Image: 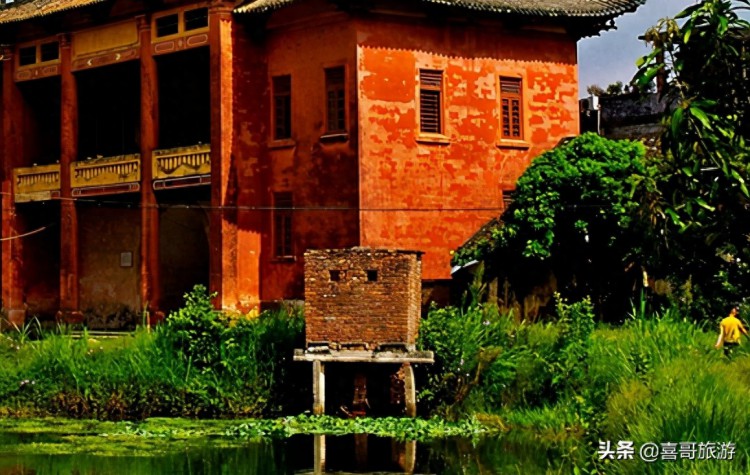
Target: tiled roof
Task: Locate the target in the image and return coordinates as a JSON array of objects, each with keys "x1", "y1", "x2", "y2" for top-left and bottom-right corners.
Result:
[
  {"x1": 236, "y1": 0, "x2": 647, "y2": 18},
  {"x1": 0, "y1": 0, "x2": 107, "y2": 24}
]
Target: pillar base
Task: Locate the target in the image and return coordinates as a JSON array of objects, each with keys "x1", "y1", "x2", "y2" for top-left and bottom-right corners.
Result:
[
  {"x1": 56, "y1": 310, "x2": 85, "y2": 325},
  {"x1": 4, "y1": 309, "x2": 26, "y2": 327},
  {"x1": 148, "y1": 310, "x2": 166, "y2": 326}
]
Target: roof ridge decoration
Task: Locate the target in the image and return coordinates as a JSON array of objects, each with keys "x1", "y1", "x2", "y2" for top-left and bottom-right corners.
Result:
[
  {"x1": 235, "y1": 0, "x2": 648, "y2": 18},
  {"x1": 0, "y1": 0, "x2": 108, "y2": 25}
]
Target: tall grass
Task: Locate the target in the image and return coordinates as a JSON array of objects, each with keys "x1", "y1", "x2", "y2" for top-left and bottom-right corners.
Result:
[
  {"x1": 0, "y1": 286, "x2": 304, "y2": 420},
  {"x1": 417, "y1": 295, "x2": 750, "y2": 472}
]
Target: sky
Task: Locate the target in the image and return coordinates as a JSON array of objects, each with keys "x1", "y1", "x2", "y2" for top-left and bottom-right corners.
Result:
[{"x1": 578, "y1": 0, "x2": 694, "y2": 96}]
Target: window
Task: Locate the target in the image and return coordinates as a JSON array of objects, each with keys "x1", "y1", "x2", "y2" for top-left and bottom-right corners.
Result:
[
  {"x1": 18, "y1": 46, "x2": 36, "y2": 66},
  {"x1": 273, "y1": 192, "x2": 293, "y2": 258},
  {"x1": 184, "y1": 8, "x2": 209, "y2": 31},
  {"x1": 325, "y1": 66, "x2": 346, "y2": 133},
  {"x1": 329, "y1": 270, "x2": 341, "y2": 282},
  {"x1": 366, "y1": 270, "x2": 378, "y2": 282},
  {"x1": 500, "y1": 77, "x2": 523, "y2": 139},
  {"x1": 40, "y1": 42, "x2": 59, "y2": 62},
  {"x1": 419, "y1": 69, "x2": 442, "y2": 134},
  {"x1": 272, "y1": 75, "x2": 292, "y2": 140},
  {"x1": 502, "y1": 189, "x2": 516, "y2": 208},
  {"x1": 156, "y1": 14, "x2": 179, "y2": 37}
]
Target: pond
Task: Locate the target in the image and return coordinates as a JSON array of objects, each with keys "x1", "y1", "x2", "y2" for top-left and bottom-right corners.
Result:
[{"x1": 0, "y1": 430, "x2": 569, "y2": 474}]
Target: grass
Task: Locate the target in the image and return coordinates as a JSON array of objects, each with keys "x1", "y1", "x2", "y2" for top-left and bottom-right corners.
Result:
[{"x1": 0, "y1": 287, "x2": 306, "y2": 420}]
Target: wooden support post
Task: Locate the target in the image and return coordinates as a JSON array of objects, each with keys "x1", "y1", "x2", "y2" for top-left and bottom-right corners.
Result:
[
  {"x1": 403, "y1": 362, "x2": 416, "y2": 417},
  {"x1": 313, "y1": 434, "x2": 326, "y2": 475},
  {"x1": 312, "y1": 360, "x2": 325, "y2": 415}
]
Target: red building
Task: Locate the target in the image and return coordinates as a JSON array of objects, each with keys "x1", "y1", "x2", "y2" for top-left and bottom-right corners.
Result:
[{"x1": 0, "y1": 0, "x2": 643, "y2": 327}]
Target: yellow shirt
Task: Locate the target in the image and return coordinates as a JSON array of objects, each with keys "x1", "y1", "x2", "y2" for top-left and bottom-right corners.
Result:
[{"x1": 720, "y1": 316, "x2": 746, "y2": 344}]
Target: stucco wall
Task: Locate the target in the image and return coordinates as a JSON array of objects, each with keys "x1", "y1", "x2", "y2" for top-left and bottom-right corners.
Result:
[
  {"x1": 78, "y1": 205, "x2": 140, "y2": 321},
  {"x1": 356, "y1": 19, "x2": 580, "y2": 280}
]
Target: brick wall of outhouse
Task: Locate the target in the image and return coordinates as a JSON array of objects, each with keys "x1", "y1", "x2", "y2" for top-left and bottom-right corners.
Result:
[{"x1": 304, "y1": 248, "x2": 422, "y2": 350}]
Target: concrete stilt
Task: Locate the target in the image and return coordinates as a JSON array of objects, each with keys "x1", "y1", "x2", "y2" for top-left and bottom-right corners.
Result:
[
  {"x1": 312, "y1": 360, "x2": 325, "y2": 415},
  {"x1": 403, "y1": 362, "x2": 416, "y2": 417},
  {"x1": 403, "y1": 440, "x2": 416, "y2": 474},
  {"x1": 354, "y1": 433, "x2": 369, "y2": 469}
]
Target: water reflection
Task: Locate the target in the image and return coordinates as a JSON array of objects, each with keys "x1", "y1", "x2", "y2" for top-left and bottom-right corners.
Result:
[
  {"x1": 0, "y1": 431, "x2": 570, "y2": 474},
  {"x1": 308, "y1": 434, "x2": 418, "y2": 474}
]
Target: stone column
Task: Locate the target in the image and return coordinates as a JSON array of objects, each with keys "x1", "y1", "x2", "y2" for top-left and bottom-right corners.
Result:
[
  {"x1": 57, "y1": 34, "x2": 81, "y2": 322},
  {"x1": 1, "y1": 45, "x2": 25, "y2": 326},
  {"x1": 137, "y1": 15, "x2": 162, "y2": 324},
  {"x1": 208, "y1": 0, "x2": 238, "y2": 310},
  {"x1": 312, "y1": 360, "x2": 325, "y2": 415}
]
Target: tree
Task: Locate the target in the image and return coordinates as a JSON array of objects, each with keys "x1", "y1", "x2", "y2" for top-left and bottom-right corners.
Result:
[
  {"x1": 453, "y1": 134, "x2": 651, "y2": 319},
  {"x1": 586, "y1": 84, "x2": 605, "y2": 96},
  {"x1": 605, "y1": 81, "x2": 624, "y2": 95},
  {"x1": 634, "y1": 0, "x2": 750, "y2": 316}
]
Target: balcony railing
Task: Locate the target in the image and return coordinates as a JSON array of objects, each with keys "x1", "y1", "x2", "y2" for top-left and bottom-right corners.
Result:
[
  {"x1": 153, "y1": 144, "x2": 211, "y2": 180},
  {"x1": 13, "y1": 164, "x2": 61, "y2": 202},
  {"x1": 71, "y1": 154, "x2": 141, "y2": 195}
]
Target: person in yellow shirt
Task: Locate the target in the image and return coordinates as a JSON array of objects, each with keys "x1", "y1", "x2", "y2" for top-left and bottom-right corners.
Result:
[{"x1": 714, "y1": 307, "x2": 749, "y2": 357}]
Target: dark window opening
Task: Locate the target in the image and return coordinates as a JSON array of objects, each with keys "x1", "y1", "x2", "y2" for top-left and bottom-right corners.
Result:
[
  {"x1": 40, "y1": 42, "x2": 59, "y2": 62},
  {"x1": 185, "y1": 8, "x2": 209, "y2": 31},
  {"x1": 77, "y1": 62, "x2": 141, "y2": 159},
  {"x1": 274, "y1": 192, "x2": 293, "y2": 258},
  {"x1": 419, "y1": 69, "x2": 443, "y2": 134},
  {"x1": 325, "y1": 66, "x2": 346, "y2": 133},
  {"x1": 500, "y1": 77, "x2": 523, "y2": 139},
  {"x1": 367, "y1": 270, "x2": 378, "y2": 282},
  {"x1": 157, "y1": 48, "x2": 210, "y2": 149},
  {"x1": 156, "y1": 14, "x2": 179, "y2": 37},
  {"x1": 19, "y1": 76, "x2": 61, "y2": 166},
  {"x1": 330, "y1": 270, "x2": 341, "y2": 282},
  {"x1": 502, "y1": 189, "x2": 516, "y2": 208},
  {"x1": 19, "y1": 46, "x2": 36, "y2": 66},
  {"x1": 273, "y1": 75, "x2": 292, "y2": 140}
]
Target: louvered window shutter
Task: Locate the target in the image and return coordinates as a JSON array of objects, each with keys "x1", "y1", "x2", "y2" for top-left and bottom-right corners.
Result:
[
  {"x1": 420, "y1": 70, "x2": 443, "y2": 134},
  {"x1": 500, "y1": 77, "x2": 523, "y2": 139}
]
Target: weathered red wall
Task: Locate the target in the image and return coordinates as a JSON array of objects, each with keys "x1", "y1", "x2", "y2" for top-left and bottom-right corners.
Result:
[
  {"x1": 233, "y1": 5, "x2": 360, "y2": 303},
  {"x1": 356, "y1": 19, "x2": 580, "y2": 280}
]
